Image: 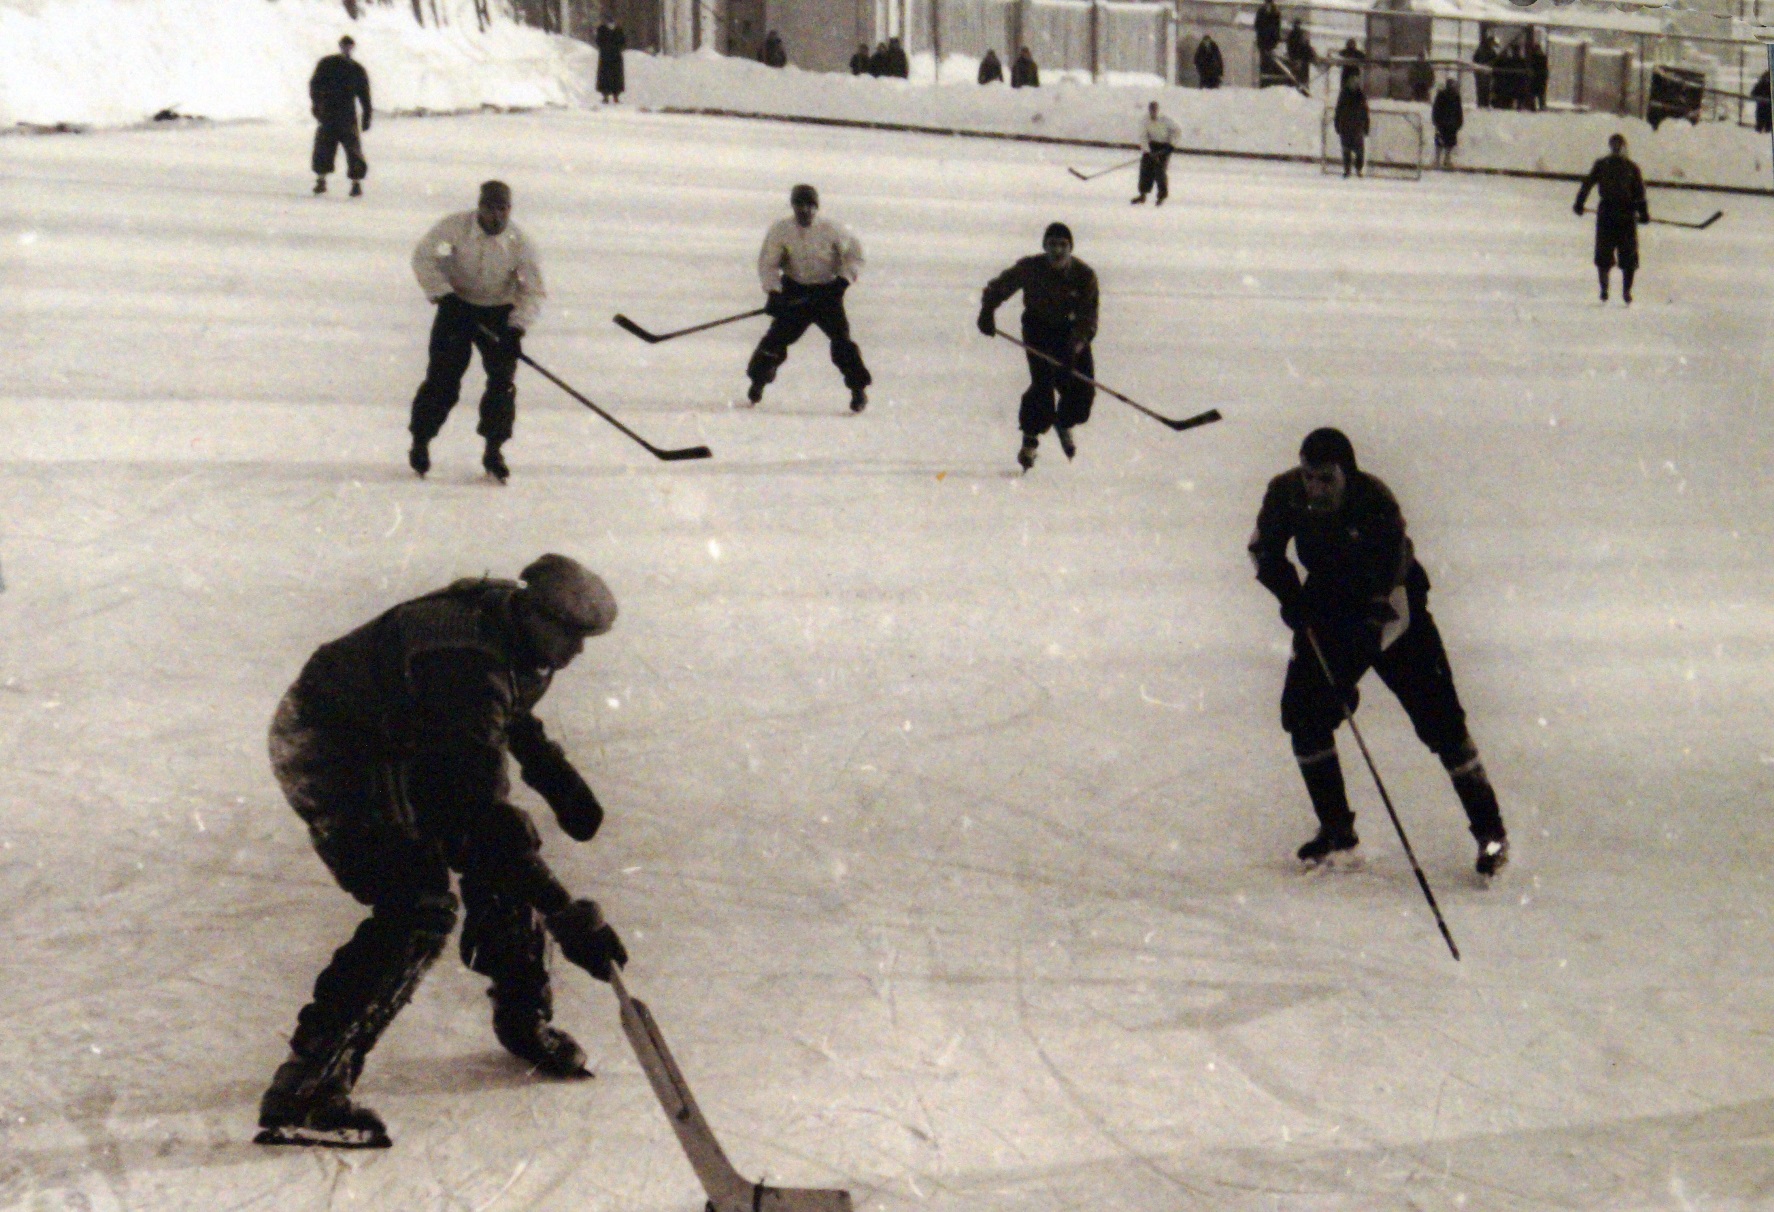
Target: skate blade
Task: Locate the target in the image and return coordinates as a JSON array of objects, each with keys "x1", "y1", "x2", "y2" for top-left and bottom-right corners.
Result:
[
  {"x1": 254, "y1": 1124, "x2": 392, "y2": 1149},
  {"x1": 1301, "y1": 848, "x2": 1364, "y2": 873}
]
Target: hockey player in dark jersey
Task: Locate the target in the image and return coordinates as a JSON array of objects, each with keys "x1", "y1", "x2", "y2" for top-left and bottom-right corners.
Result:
[
  {"x1": 309, "y1": 36, "x2": 372, "y2": 196},
  {"x1": 254, "y1": 554, "x2": 628, "y2": 1148},
  {"x1": 978, "y1": 222, "x2": 1099, "y2": 471},
  {"x1": 1248, "y1": 429, "x2": 1508, "y2": 877},
  {"x1": 1574, "y1": 133, "x2": 1650, "y2": 305}
]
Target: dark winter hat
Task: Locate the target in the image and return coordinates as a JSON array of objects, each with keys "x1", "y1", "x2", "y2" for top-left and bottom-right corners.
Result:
[
  {"x1": 790, "y1": 183, "x2": 820, "y2": 207},
  {"x1": 1299, "y1": 427, "x2": 1357, "y2": 473},
  {"x1": 1043, "y1": 221, "x2": 1074, "y2": 245},
  {"x1": 520, "y1": 554, "x2": 618, "y2": 636},
  {"x1": 480, "y1": 179, "x2": 512, "y2": 204},
  {"x1": 339, "y1": 35, "x2": 355, "y2": 48}
]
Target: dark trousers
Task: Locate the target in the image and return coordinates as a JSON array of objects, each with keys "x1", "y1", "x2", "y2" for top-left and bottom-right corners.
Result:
[
  {"x1": 746, "y1": 279, "x2": 871, "y2": 390},
  {"x1": 1018, "y1": 317, "x2": 1094, "y2": 436},
  {"x1": 312, "y1": 118, "x2": 367, "y2": 181},
  {"x1": 1594, "y1": 212, "x2": 1640, "y2": 272},
  {"x1": 268, "y1": 691, "x2": 554, "y2": 1093},
  {"x1": 1137, "y1": 146, "x2": 1174, "y2": 201},
  {"x1": 409, "y1": 296, "x2": 518, "y2": 448},
  {"x1": 1339, "y1": 136, "x2": 1365, "y2": 176}
]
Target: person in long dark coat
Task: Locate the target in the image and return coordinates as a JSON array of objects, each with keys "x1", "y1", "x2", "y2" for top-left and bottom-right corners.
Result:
[
  {"x1": 1574, "y1": 133, "x2": 1650, "y2": 304},
  {"x1": 1336, "y1": 38, "x2": 1365, "y2": 88},
  {"x1": 594, "y1": 18, "x2": 625, "y2": 103},
  {"x1": 1284, "y1": 20, "x2": 1316, "y2": 92},
  {"x1": 978, "y1": 48, "x2": 1004, "y2": 84},
  {"x1": 883, "y1": 36, "x2": 909, "y2": 79},
  {"x1": 761, "y1": 30, "x2": 787, "y2": 68},
  {"x1": 1472, "y1": 32, "x2": 1498, "y2": 108},
  {"x1": 851, "y1": 42, "x2": 873, "y2": 75},
  {"x1": 1431, "y1": 76, "x2": 1463, "y2": 168},
  {"x1": 1011, "y1": 46, "x2": 1040, "y2": 88},
  {"x1": 1333, "y1": 75, "x2": 1369, "y2": 177},
  {"x1": 1755, "y1": 70, "x2": 1772, "y2": 134},
  {"x1": 1525, "y1": 33, "x2": 1548, "y2": 111},
  {"x1": 1254, "y1": 0, "x2": 1283, "y2": 87},
  {"x1": 1193, "y1": 34, "x2": 1224, "y2": 89},
  {"x1": 1494, "y1": 42, "x2": 1523, "y2": 111}
]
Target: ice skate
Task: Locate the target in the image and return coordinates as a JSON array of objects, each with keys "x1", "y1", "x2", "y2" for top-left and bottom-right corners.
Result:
[
  {"x1": 255, "y1": 1060, "x2": 390, "y2": 1149},
  {"x1": 1476, "y1": 836, "x2": 1509, "y2": 880},
  {"x1": 1130, "y1": 194, "x2": 1147, "y2": 205},
  {"x1": 494, "y1": 1013, "x2": 592, "y2": 1079},
  {"x1": 849, "y1": 387, "x2": 867, "y2": 413},
  {"x1": 482, "y1": 444, "x2": 509, "y2": 484},
  {"x1": 1016, "y1": 435, "x2": 1038, "y2": 472},
  {"x1": 313, "y1": 176, "x2": 327, "y2": 195},
  {"x1": 1297, "y1": 828, "x2": 1361, "y2": 870},
  {"x1": 745, "y1": 381, "x2": 764, "y2": 406},
  {"x1": 408, "y1": 438, "x2": 430, "y2": 478},
  {"x1": 1056, "y1": 426, "x2": 1076, "y2": 461},
  {"x1": 350, "y1": 181, "x2": 363, "y2": 198}
]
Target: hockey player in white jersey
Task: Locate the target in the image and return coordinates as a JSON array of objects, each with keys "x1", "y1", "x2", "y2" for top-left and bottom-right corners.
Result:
[{"x1": 1131, "y1": 102, "x2": 1181, "y2": 206}]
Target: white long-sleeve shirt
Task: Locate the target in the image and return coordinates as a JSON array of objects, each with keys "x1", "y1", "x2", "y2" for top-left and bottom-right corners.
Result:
[
  {"x1": 757, "y1": 214, "x2": 864, "y2": 293},
  {"x1": 1141, "y1": 113, "x2": 1182, "y2": 151},
  {"x1": 411, "y1": 211, "x2": 546, "y2": 331}
]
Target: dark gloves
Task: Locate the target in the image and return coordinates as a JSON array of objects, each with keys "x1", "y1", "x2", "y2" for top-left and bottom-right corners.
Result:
[
  {"x1": 548, "y1": 781, "x2": 602, "y2": 841},
  {"x1": 1572, "y1": 202, "x2": 1584, "y2": 216},
  {"x1": 976, "y1": 309, "x2": 996, "y2": 337},
  {"x1": 547, "y1": 899, "x2": 628, "y2": 982},
  {"x1": 765, "y1": 291, "x2": 786, "y2": 317}
]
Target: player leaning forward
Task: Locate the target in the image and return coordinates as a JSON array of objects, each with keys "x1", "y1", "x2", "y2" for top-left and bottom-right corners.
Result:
[
  {"x1": 1248, "y1": 428, "x2": 1508, "y2": 877},
  {"x1": 408, "y1": 181, "x2": 545, "y2": 483},
  {"x1": 255, "y1": 555, "x2": 629, "y2": 1148},
  {"x1": 746, "y1": 183, "x2": 872, "y2": 412}
]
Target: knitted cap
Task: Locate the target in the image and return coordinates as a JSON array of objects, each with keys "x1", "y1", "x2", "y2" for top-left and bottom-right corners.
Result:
[
  {"x1": 1043, "y1": 221, "x2": 1074, "y2": 245},
  {"x1": 790, "y1": 183, "x2": 820, "y2": 207},
  {"x1": 520, "y1": 554, "x2": 618, "y2": 636},
  {"x1": 1299, "y1": 427, "x2": 1357, "y2": 473}
]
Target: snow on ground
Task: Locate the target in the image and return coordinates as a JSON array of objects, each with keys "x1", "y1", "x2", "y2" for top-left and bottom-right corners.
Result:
[{"x1": 4, "y1": 102, "x2": 1774, "y2": 1210}]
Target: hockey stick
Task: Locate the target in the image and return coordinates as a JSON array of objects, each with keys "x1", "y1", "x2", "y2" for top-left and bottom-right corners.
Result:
[
  {"x1": 1303, "y1": 626, "x2": 1461, "y2": 962},
  {"x1": 1067, "y1": 156, "x2": 1141, "y2": 181},
  {"x1": 609, "y1": 968, "x2": 853, "y2": 1212},
  {"x1": 478, "y1": 327, "x2": 713, "y2": 461},
  {"x1": 613, "y1": 307, "x2": 768, "y2": 344},
  {"x1": 1648, "y1": 210, "x2": 1723, "y2": 229},
  {"x1": 991, "y1": 330, "x2": 1222, "y2": 432}
]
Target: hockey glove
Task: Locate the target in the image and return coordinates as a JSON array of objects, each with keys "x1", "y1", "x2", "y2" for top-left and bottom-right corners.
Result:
[
  {"x1": 765, "y1": 291, "x2": 786, "y2": 317},
  {"x1": 546, "y1": 779, "x2": 602, "y2": 842},
  {"x1": 1572, "y1": 202, "x2": 1584, "y2": 216},
  {"x1": 547, "y1": 900, "x2": 628, "y2": 981},
  {"x1": 976, "y1": 310, "x2": 996, "y2": 337}
]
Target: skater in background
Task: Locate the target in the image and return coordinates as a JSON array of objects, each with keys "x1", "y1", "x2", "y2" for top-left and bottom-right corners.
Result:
[
  {"x1": 594, "y1": 14, "x2": 626, "y2": 103},
  {"x1": 978, "y1": 47, "x2": 1004, "y2": 84},
  {"x1": 1431, "y1": 74, "x2": 1463, "y2": 168},
  {"x1": 1193, "y1": 34, "x2": 1224, "y2": 89},
  {"x1": 1574, "y1": 133, "x2": 1649, "y2": 304},
  {"x1": 1248, "y1": 428, "x2": 1509, "y2": 877},
  {"x1": 309, "y1": 35, "x2": 372, "y2": 197},
  {"x1": 745, "y1": 184, "x2": 871, "y2": 413},
  {"x1": 407, "y1": 180, "x2": 545, "y2": 482},
  {"x1": 977, "y1": 222, "x2": 1099, "y2": 472},
  {"x1": 255, "y1": 555, "x2": 628, "y2": 1148},
  {"x1": 1333, "y1": 73, "x2": 1369, "y2": 177},
  {"x1": 1011, "y1": 45, "x2": 1040, "y2": 88},
  {"x1": 1131, "y1": 100, "x2": 1182, "y2": 206}
]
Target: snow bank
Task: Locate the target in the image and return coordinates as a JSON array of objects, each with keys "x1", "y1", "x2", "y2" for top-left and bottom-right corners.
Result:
[{"x1": 0, "y1": 0, "x2": 593, "y2": 128}]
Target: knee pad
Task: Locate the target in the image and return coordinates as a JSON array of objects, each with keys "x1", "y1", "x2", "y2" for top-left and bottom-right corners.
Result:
[
  {"x1": 1292, "y1": 732, "x2": 1337, "y2": 765},
  {"x1": 1438, "y1": 736, "x2": 1485, "y2": 779}
]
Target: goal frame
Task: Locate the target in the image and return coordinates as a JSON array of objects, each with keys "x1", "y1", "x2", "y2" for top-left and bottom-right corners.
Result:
[{"x1": 1320, "y1": 104, "x2": 1425, "y2": 180}]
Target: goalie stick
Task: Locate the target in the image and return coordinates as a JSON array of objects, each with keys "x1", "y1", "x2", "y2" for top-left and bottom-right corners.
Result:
[
  {"x1": 1066, "y1": 155, "x2": 1141, "y2": 182},
  {"x1": 614, "y1": 307, "x2": 770, "y2": 344},
  {"x1": 610, "y1": 969, "x2": 853, "y2": 1212},
  {"x1": 1648, "y1": 210, "x2": 1723, "y2": 230},
  {"x1": 990, "y1": 330, "x2": 1222, "y2": 433}
]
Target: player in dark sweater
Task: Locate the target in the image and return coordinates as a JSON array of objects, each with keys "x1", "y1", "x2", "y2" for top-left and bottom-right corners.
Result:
[
  {"x1": 1574, "y1": 134, "x2": 1650, "y2": 304},
  {"x1": 309, "y1": 35, "x2": 372, "y2": 196}
]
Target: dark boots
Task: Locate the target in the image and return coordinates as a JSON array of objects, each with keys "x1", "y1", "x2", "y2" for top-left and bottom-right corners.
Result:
[
  {"x1": 1295, "y1": 743, "x2": 1359, "y2": 863},
  {"x1": 1444, "y1": 739, "x2": 1508, "y2": 876},
  {"x1": 256, "y1": 1057, "x2": 390, "y2": 1148},
  {"x1": 493, "y1": 1008, "x2": 590, "y2": 1078}
]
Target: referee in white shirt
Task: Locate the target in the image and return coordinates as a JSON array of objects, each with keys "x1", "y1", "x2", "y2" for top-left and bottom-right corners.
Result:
[{"x1": 745, "y1": 184, "x2": 873, "y2": 413}]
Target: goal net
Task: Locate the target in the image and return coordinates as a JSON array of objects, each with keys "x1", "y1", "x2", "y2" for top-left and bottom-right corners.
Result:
[{"x1": 1319, "y1": 104, "x2": 1424, "y2": 180}]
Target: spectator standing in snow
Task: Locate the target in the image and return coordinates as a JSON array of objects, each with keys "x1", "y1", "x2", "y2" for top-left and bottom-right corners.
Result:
[
  {"x1": 1494, "y1": 41, "x2": 1523, "y2": 111},
  {"x1": 1472, "y1": 31, "x2": 1498, "y2": 108},
  {"x1": 309, "y1": 35, "x2": 372, "y2": 197},
  {"x1": 1254, "y1": 0, "x2": 1284, "y2": 87},
  {"x1": 594, "y1": 16, "x2": 625, "y2": 103},
  {"x1": 1333, "y1": 74, "x2": 1369, "y2": 178},
  {"x1": 1194, "y1": 34, "x2": 1224, "y2": 89},
  {"x1": 1011, "y1": 46, "x2": 1040, "y2": 88},
  {"x1": 850, "y1": 42, "x2": 872, "y2": 75},
  {"x1": 1336, "y1": 38, "x2": 1365, "y2": 88},
  {"x1": 882, "y1": 36, "x2": 909, "y2": 78},
  {"x1": 1525, "y1": 32, "x2": 1548, "y2": 111},
  {"x1": 1284, "y1": 20, "x2": 1316, "y2": 92},
  {"x1": 761, "y1": 30, "x2": 787, "y2": 68},
  {"x1": 1431, "y1": 75, "x2": 1463, "y2": 168},
  {"x1": 1408, "y1": 52, "x2": 1433, "y2": 103},
  {"x1": 1755, "y1": 69, "x2": 1772, "y2": 133},
  {"x1": 979, "y1": 48, "x2": 1004, "y2": 84}
]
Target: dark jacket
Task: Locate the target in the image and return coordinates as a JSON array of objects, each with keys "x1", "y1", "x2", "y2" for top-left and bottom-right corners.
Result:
[
  {"x1": 1011, "y1": 49, "x2": 1040, "y2": 88},
  {"x1": 1432, "y1": 81, "x2": 1464, "y2": 134},
  {"x1": 761, "y1": 32, "x2": 787, "y2": 68},
  {"x1": 1194, "y1": 37, "x2": 1224, "y2": 87},
  {"x1": 595, "y1": 22, "x2": 626, "y2": 96},
  {"x1": 1248, "y1": 468, "x2": 1427, "y2": 624},
  {"x1": 981, "y1": 255, "x2": 1099, "y2": 345},
  {"x1": 978, "y1": 49, "x2": 1004, "y2": 84},
  {"x1": 1753, "y1": 71, "x2": 1770, "y2": 129},
  {"x1": 1254, "y1": 2, "x2": 1282, "y2": 53},
  {"x1": 851, "y1": 47, "x2": 872, "y2": 75},
  {"x1": 1337, "y1": 42, "x2": 1365, "y2": 85},
  {"x1": 1285, "y1": 24, "x2": 1315, "y2": 74},
  {"x1": 1575, "y1": 153, "x2": 1649, "y2": 221},
  {"x1": 1333, "y1": 84, "x2": 1370, "y2": 141},
  {"x1": 310, "y1": 53, "x2": 371, "y2": 127},
  {"x1": 883, "y1": 39, "x2": 909, "y2": 78}
]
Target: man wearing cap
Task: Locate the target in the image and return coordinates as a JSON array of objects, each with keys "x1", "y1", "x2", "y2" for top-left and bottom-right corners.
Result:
[
  {"x1": 255, "y1": 555, "x2": 628, "y2": 1148},
  {"x1": 746, "y1": 183, "x2": 872, "y2": 413},
  {"x1": 309, "y1": 35, "x2": 372, "y2": 196},
  {"x1": 1574, "y1": 133, "x2": 1650, "y2": 305},
  {"x1": 977, "y1": 223, "x2": 1099, "y2": 471},
  {"x1": 1248, "y1": 429, "x2": 1509, "y2": 878},
  {"x1": 407, "y1": 181, "x2": 545, "y2": 482}
]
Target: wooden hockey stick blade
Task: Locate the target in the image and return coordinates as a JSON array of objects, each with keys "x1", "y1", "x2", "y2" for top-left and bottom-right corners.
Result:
[
  {"x1": 612, "y1": 307, "x2": 770, "y2": 344},
  {"x1": 612, "y1": 314, "x2": 665, "y2": 343},
  {"x1": 1649, "y1": 211, "x2": 1723, "y2": 229},
  {"x1": 610, "y1": 971, "x2": 853, "y2": 1212},
  {"x1": 1067, "y1": 156, "x2": 1141, "y2": 181},
  {"x1": 1066, "y1": 166, "x2": 1093, "y2": 180},
  {"x1": 1163, "y1": 407, "x2": 1223, "y2": 432}
]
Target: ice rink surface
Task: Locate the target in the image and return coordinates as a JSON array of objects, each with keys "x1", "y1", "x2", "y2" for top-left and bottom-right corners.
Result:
[{"x1": 3, "y1": 107, "x2": 1774, "y2": 1210}]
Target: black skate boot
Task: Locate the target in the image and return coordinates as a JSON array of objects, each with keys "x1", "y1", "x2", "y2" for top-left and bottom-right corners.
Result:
[
  {"x1": 1476, "y1": 836, "x2": 1510, "y2": 879},
  {"x1": 482, "y1": 443, "x2": 509, "y2": 484},
  {"x1": 1296, "y1": 827, "x2": 1361, "y2": 865},
  {"x1": 1443, "y1": 740, "x2": 1507, "y2": 880},
  {"x1": 408, "y1": 438, "x2": 430, "y2": 478},
  {"x1": 494, "y1": 1011, "x2": 591, "y2": 1079},
  {"x1": 255, "y1": 1058, "x2": 390, "y2": 1149},
  {"x1": 1296, "y1": 743, "x2": 1359, "y2": 868},
  {"x1": 1130, "y1": 194, "x2": 1147, "y2": 205},
  {"x1": 849, "y1": 386, "x2": 867, "y2": 413},
  {"x1": 1017, "y1": 434, "x2": 1038, "y2": 472},
  {"x1": 745, "y1": 381, "x2": 765, "y2": 406},
  {"x1": 1056, "y1": 426, "x2": 1076, "y2": 460},
  {"x1": 313, "y1": 176, "x2": 327, "y2": 195},
  {"x1": 350, "y1": 181, "x2": 363, "y2": 198}
]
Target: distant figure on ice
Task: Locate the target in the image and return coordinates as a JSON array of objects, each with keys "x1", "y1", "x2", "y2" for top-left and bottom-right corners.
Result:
[
  {"x1": 1333, "y1": 74, "x2": 1369, "y2": 177},
  {"x1": 977, "y1": 222, "x2": 1099, "y2": 472},
  {"x1": 1254, "y1": 0, "x2": 1283, "y2": 87},
  {"x1": 1753, "y1": 69, "x2": 1771, "y2": 133},
  {"x1": 309, "y1": 35, "x2": 372, "y2": 197},
  {"x1": 851, "y1": 42, "x2": 872, "y2": 75},
  {"x1": 746, "y1": 184, "x2": 872, "y2": 413},
  {"x1": 1574, "y1": 133, "x2": 1649, "y2": 304},
  {"x1": 1193, "y1": 34, "x2": 1224, "y2": 89},
  {"x1": 1011, "y1": 46, "x2": 1040, "y2": 88},
  {"x1": 595, "y1": 15, "x2": 626, "y2": 103},
  {"x1": 1472, "y1": 31, "x2": 1498, "y2": 108},
  {"x1": 978, "y1": 47, "x2": 1004, "y2": 84},
  {"x1": 1131, "y1": 100, "x2": 1181, "y2": 206},
  {"x1": 1249, "y1": 428, "x2": 1509, "y2": 877},
  {"x1": 407, "y1": 181, "x2": 546, "y2": 482},
  {"x1": 761, "y1": 30, "x2": 787, "y2": 68},
  {"x1": 254, "y1": 555, "x2": 628, "y2": 1148},
  {"x1": 1431, "y1": 75, "x2": 1463, "y2": 168}
]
